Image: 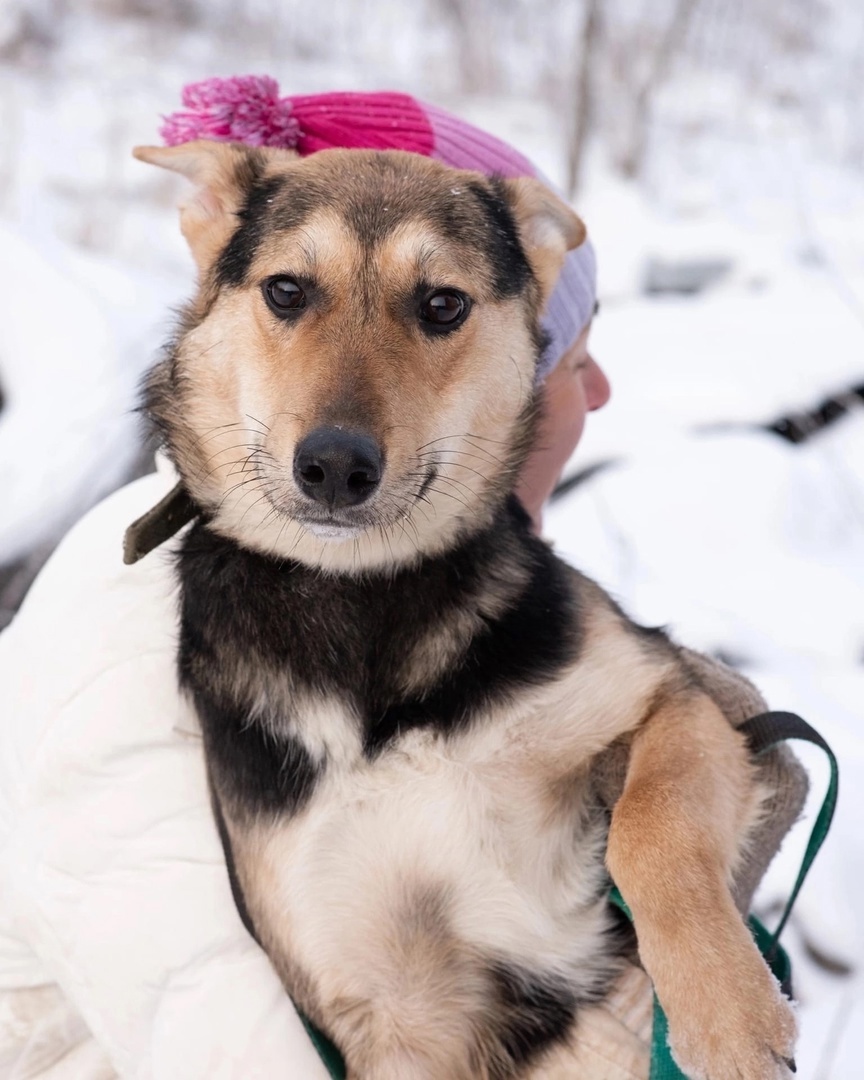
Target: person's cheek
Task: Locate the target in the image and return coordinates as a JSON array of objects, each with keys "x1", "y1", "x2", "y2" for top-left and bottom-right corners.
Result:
[{"x1": 551, "y1": 372, "x2": 589, "y2": 467}]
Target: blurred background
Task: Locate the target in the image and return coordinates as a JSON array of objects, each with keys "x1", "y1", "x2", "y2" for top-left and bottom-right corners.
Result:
[{"x1": 0, "y1": 1, "x2": 862, "y2": 1074}]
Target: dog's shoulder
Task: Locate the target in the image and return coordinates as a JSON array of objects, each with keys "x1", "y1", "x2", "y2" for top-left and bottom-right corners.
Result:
[{"x1": 497, "y1": 536, "x2": 689, "y2": 765}]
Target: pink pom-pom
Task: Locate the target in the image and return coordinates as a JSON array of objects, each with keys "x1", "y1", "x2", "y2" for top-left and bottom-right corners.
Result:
[{"x1": 159, "y1": 75, "x2": 300, "y2": 148}]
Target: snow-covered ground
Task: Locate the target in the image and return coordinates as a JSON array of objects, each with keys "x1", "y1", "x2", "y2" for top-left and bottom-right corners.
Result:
[{"x1": 1, "y1": 5, "x2": 863, "y2": 1075}]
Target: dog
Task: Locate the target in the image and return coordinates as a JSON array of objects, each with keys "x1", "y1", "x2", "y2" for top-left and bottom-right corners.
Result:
[{"x1": 134, "y1": 139, "x2": 796, "y2": 1079}]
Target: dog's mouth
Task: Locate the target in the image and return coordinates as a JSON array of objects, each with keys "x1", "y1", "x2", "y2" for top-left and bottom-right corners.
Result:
[
  {"x1": 269, "y1": 466, "x2": 439, "y2": 543},
  {"x1": 298, "y1": 518, "x2": 367, "y2": 541}
]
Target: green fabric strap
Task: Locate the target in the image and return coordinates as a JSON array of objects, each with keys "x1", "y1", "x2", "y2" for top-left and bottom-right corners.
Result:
[
  {"x1": 298, "y1": 1014, "x2": 345, "y2": 1080},
  {"x1": 298, "y1": 710, "x2": 837, "y2": 1080},
  {"x1": 739, "y1": 711, "x2": 839, "y2": 947},
  {"x1": 613, "y1": 709, "x2": 838, "y2": 1079},
  {"x1": 614, "y1": 911, "x2": 792, "y2": 1080}
]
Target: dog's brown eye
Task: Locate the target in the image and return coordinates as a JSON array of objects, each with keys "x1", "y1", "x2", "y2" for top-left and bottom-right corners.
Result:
[
  {"x1": 264, "y1": 277, "x2": 306, "y2": 316},
  {"x1": 420, "y1": 290, "x2": 470, "y2": 332}
]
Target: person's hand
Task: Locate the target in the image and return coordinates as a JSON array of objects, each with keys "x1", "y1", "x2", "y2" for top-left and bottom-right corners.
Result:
[{"x1": 515, "y1": 323, "x2": 610, "y2": 532}]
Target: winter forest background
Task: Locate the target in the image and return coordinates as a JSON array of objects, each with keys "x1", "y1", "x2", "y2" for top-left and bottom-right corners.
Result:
[
  {"x1": 2, "y1": 0, "x2": 864, "y2": 581},
  {"x1": 1, "y1": 1, "x2": 863, "y2": 1075}
]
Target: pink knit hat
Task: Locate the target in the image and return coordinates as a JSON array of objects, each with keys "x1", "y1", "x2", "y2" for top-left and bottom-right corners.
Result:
[{"x1": 161, "y1": 76, "x2": 596, "y2": 378}]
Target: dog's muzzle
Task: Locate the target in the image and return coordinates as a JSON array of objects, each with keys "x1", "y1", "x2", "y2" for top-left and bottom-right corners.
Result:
[{"x1": 293, "y1": 427, "x2": 382, "y2": 510}]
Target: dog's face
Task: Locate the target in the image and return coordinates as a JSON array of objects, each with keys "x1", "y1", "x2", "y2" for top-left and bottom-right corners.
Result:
[{"x1": 138, "y1": 141, "x2": 585, "y2": 572}]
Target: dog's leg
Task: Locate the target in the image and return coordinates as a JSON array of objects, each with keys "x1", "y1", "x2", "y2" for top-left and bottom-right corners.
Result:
[{"x1": 606, "y1": 692, "x2": 796, "y2": 1080}]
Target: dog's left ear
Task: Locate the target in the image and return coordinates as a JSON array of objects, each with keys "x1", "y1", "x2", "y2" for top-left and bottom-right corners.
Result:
[
  {"x1": 133, "y1": 140, "x2": 291, "y2": 274},
  {"x1": 503, "y1": 179, "x2": 587, "y2": 304}
]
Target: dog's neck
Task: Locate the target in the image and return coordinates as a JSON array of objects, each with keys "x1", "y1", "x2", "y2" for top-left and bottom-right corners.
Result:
[{"x1": 124, "y1": 478, "x2": 525, "y2": 574}]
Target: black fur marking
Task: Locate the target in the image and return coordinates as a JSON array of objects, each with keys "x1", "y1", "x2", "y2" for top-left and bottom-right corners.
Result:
[
  {"x1": 486, "y1": 892, "x2": 634, "y2": 1074},
  {"x1": 177, "y1": 569, "x2": 322, "y2": 815},
  {"x1": 213, "y1": 163, "x2": 340, "y2": 290},
  {"x1": 489, "y1": 962, "x2": 578, "y2": 1074},
  {"x1": 175, "y1": 497, "x2": 582, "y2": 813},
  {"x1": 215, "y1": 174, "x2": 290, "y2": 288},
  {"x1": 189, "y1": 686, "x2": 321, "y2": 817},
  {"x1": 364, "y1": 517, "x2": 581, "y2": 756},
  {"x1": 535, "y1": 326, "x2": 553, "y2": 371},
  {"x1": 466, "y1": 178, "x2": 533, "y2": 300}
]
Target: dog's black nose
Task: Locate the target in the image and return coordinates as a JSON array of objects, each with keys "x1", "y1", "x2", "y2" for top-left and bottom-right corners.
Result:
[{"x1": 293, "y1": 427, "x2": 382, "y2": 508}]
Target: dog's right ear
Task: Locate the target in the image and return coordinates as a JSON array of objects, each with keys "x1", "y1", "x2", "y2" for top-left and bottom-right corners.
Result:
[{"x1": 133, "y1": 140, "x2": 282, "y2": 273}]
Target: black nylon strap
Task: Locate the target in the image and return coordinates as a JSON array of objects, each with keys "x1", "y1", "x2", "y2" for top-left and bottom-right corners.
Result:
[{"x1": 739, "y1": 709, "x2": 836, "y2": 760}]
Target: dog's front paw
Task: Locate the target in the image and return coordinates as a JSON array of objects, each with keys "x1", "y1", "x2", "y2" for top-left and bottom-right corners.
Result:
[{"x1": 659, "y1": 933, "x2": 797, "y2": 1080}]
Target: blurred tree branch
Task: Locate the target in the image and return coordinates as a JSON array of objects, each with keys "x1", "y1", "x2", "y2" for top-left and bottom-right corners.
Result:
[
  {"x1": 566, "y1": 0, "x2": 600, "y2": 197},
  {"x1": 616, "y1": 0, "x2": 700, "y2": 179}
]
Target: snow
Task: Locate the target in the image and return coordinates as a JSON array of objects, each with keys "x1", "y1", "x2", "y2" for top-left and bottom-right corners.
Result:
[
  {"x1": 0, "y1": 225, "x2": 128, "y2": 563},
  {"x1": 1, "y1": 4, "x2": 863, "y2": 1074}
]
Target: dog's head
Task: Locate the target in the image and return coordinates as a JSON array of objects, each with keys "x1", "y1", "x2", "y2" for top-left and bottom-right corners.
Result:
[{"x1": 137, "y1": 141, "x2": 585, "y2": 572}]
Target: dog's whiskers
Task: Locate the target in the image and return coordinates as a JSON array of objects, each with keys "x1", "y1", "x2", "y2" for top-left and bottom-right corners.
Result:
[
  {"x1": 423, "y1": 482, "x2": 470, "y2": 511},
  {"x1": 196, "y1": 456, "x2": 247, "y2": 484},
  {"x1": 400, "y1": 512, "x2": 424, "y2": 548},
  {"x1": 431, "y1": 473, "x2": 477, "y2": 501},
  {"x1": 263, "y1": 410, "x2": 306, "y2": 425},
  {"x1": 217, "y1": 474, "x2": 263, "y2": 513},
  {"x1": 461, "y1": 438, "x2": 508, "y2": 468},
  {"x1": 407, "y1": 494, "x2": 433, "y2": 521},
  {"x1": 394, "y1": 519, "x2": 422, "y2": 559},
  {"x1": 226, "y1": 446, "x2": 270, "y2": 480},
  {"x1": 197, "y1": 421, "x2": 244, "y2": 444},
  {"x1": 417, "y1": 446, "x2": 496, "y2": 468},
  {"x1": 380, "y1": 523, "x2": 396, "y2": 564},
  {"x1": 416, "y1": 439, "x2": 506, "y2": 470},
  {"x1": 235, "y1": 491, "x2": 272, "y2": 530},
  {"x1": 416, "y1": 431, "x2": 508, "y2": 450},
  {"x1": 462, "y1": 431, "x2": 509, "y2": 445},
  {"x1": 197, "y1": 442, "x2": 267, "y2": 482},
  {"x1": 417, "y1": 456, "x2": 491, "y2": 485},
  {"x1": 197, "y1": 426, "x2": 268, "y2": 448},
  {"x1": 244, "y1": 412, "x2": 271, "y2": 433},
  {"x1": 406, "y1": 466, "x2": 477, "y2": 503}
]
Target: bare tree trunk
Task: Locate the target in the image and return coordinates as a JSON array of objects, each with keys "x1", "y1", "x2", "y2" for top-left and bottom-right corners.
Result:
[
  {"x1": 438, "y1": 0, "x2": 498, "y2": 94},
  {"x1": 566, "y1": 0, "x2": 601, "y2": 197},
  {"x1": 618, "y1": 0, "x2": 700, "y2": 179}
]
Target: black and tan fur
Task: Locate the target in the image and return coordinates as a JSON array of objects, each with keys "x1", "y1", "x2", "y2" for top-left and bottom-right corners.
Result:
[{"x1": 136, "y1": 140, "x2": 796, "y2": 1079}]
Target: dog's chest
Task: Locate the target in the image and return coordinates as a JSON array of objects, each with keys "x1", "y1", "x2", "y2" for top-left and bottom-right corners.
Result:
[{"x1": 178, "y1": 518, "x2": 584, "y2": 796}]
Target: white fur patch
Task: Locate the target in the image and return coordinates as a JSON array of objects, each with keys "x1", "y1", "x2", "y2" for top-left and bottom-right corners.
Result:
[
  {"x1": 231, "y1": 600, "x2": 671, "y2": 1074},
  {"x1": 250, "y1": 690, "x2": 363, "y2": 768}
]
